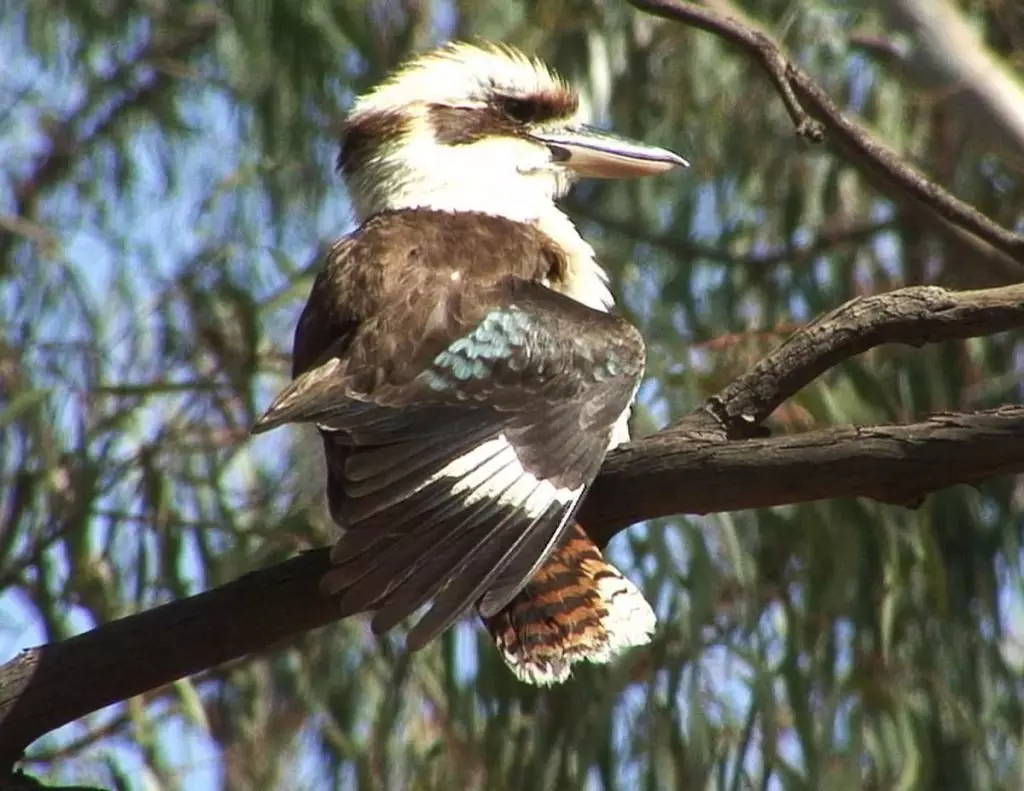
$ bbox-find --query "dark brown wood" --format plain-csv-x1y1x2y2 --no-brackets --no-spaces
3,406,1023,766
583,406,1024,545
0,549,336,767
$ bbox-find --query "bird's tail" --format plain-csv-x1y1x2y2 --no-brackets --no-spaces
482,523,656,685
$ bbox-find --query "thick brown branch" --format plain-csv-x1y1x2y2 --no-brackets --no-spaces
627,0,1024,265
2,408,1023,765
0,551,335,768
584,406,1024,544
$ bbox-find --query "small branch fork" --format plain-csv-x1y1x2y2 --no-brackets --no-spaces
627,0,1024,266
680,283,1024,439
3,282,1023,768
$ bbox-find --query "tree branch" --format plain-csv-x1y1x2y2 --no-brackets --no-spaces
568,199,898,270
2,408,1022,768
584,406,1024,545
1,7,219,272
3,281,1023,767
678,283,1024,439
627,0,1024,266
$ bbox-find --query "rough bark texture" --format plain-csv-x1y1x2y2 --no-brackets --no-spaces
677,283,1024,438
585,406,1024,543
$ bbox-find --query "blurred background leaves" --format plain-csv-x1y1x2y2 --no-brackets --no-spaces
1,0,1022,789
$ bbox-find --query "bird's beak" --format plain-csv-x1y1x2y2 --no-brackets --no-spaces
531,124,688,179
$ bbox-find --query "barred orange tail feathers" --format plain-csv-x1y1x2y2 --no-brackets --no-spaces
482,524,655,685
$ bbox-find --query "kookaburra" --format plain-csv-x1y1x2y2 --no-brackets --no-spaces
253,42,687,684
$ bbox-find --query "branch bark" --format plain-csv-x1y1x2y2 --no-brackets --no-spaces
677,283,1024,439
585,406,1024,544
2,281,1023,768
627,0,1024,266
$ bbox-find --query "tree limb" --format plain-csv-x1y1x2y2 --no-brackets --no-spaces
584,406,1024,544
627,0,1024,266
2,408,1022,768
677,282,1024,439
2,281,1023,767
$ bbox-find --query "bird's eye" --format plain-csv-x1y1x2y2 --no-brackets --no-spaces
500,97,538,124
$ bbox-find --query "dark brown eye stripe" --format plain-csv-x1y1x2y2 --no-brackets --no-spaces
427,104,514,145
493,90,578,125
499,96,543,123
426,90,579,148
337,85,581,168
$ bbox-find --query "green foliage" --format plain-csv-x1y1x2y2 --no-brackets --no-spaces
2,0,1022,788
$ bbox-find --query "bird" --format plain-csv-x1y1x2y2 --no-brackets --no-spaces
252,42,687,685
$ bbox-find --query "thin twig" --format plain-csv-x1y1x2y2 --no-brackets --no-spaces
627,0,1024,265
1,8,219,272
570,200,898,269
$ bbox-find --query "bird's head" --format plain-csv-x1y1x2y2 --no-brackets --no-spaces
338,42,687,222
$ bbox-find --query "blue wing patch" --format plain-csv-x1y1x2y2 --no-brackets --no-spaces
424,307,533,390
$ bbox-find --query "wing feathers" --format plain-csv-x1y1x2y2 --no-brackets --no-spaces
344,435,586,644
477,466,597,617
256,216,647,651
251,357,348,433
472,499,580,619
367,500,510,634
404,500,562,649
342,429,508,523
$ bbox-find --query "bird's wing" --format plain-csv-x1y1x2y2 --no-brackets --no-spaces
255,267,644,651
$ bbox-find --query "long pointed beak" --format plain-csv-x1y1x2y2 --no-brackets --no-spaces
531,124,688,179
